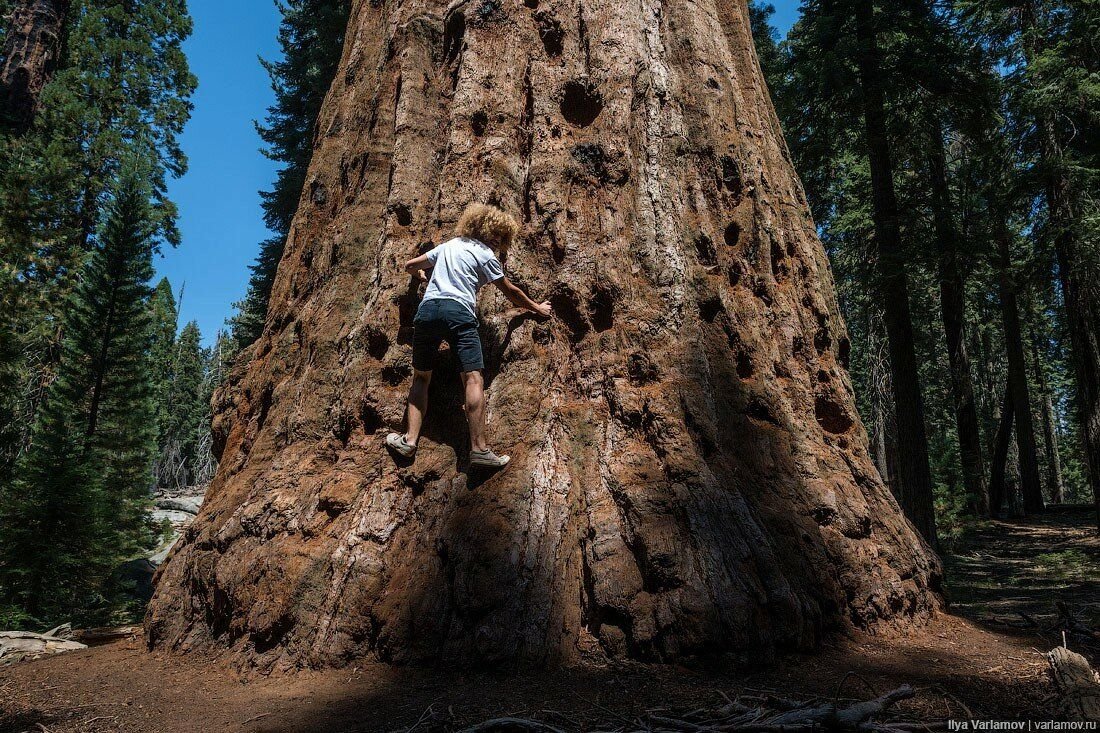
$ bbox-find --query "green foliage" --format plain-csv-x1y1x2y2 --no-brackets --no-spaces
0,0,196,490
0,164,158,626
753,0,1094,527
229,0,350,350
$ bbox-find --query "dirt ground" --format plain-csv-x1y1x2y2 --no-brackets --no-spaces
2,506,1096,733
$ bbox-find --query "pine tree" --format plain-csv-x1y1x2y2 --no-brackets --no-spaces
0,163,157,624
149,277,178,450
0,0,195,486
229,0,350,349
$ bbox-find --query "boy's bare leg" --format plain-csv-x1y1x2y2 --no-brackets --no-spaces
462,370,488,452
405,369,432,445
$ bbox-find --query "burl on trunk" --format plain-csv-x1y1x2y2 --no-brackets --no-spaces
147,0,941,669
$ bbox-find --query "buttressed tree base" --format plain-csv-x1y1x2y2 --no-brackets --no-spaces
146,0,942,669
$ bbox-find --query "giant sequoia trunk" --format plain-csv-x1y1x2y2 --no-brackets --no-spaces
0,0,70,133
147,0,941,669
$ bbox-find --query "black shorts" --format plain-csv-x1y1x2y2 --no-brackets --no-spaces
412,298,484,373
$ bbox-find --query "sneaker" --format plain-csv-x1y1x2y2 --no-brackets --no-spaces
385,433,417,457
470,449,510,468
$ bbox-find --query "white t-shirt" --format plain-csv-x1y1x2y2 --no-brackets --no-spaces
422,237,505,315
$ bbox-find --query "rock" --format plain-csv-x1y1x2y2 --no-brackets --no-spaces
154,497,202,515
0,631,86,664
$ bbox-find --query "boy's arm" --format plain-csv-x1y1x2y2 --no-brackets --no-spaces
404,253,434,275
494,277,552,318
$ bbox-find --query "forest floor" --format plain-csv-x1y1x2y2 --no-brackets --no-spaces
1,506,1096,733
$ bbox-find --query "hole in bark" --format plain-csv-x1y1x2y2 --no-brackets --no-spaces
727,262,743,286
560,80,602,127
382,363,411,386
628,352,659,385
706,77,720,90
550,290,589,342
698,295,724,323
401,468,441,495
814,328,832,353
360,403,383,434
745,397,778,425
524,0,538,7
736,351,755,380
390,203,412,226
841,515,873,539
310,179,328,205
589,283,615,332
815,395,854,434
443,11,465,63
569,143,628,186
472,0,502,24
535,12,564,56
718,155,742,192
470,110,488,136
317,495,348,518
838,336,851,368
817,369,830,383
724,222,741,248
255,385,275,433
752,277,773,305
695,233,716,265
770,241,788,280
251,615,293,655
811,506,837,526
362,326,389,361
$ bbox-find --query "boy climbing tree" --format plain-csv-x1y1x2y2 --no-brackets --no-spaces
386,203,552,468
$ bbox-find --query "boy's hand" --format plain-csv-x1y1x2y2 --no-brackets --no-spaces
533,301,553,319
416,269,429,283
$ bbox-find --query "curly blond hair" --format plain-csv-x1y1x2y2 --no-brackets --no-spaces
455,203,519,252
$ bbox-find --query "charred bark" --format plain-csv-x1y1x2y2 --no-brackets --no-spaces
851,0,937,545
0,0,71,133
146,0,941,669
926,127,986,513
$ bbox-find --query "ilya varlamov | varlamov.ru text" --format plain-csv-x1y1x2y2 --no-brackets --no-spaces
949,722,1097,731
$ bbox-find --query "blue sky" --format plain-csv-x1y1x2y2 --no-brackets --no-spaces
156,0,801,346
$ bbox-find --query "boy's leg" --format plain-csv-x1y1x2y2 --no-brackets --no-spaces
405,369,432,445
461,370,487,452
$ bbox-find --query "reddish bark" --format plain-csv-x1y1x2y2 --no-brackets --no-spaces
147,0,941,669
0,0,70,133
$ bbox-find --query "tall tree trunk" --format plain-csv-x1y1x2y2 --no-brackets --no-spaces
1041,126,1100,525
926,124,986,513
146,0,942,668
1029,319,1065,504
1020,0,1100,528
851,0,937,545
996,229,1044,514
0,0,71,133
989,385,1014,516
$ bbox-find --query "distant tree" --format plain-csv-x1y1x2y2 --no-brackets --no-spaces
0,164,157,624
229,0,350,349
149,278,178,447
0,0,195,487
748,0,785,95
